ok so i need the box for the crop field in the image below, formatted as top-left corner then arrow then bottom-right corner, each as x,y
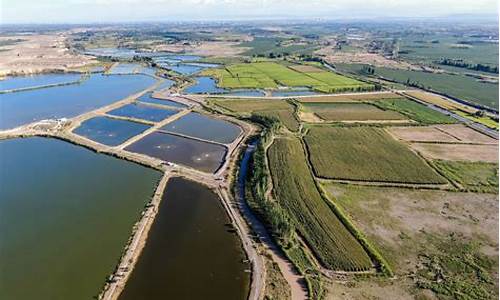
267,137 -> 372,270
410,143 -> 499,163
304,127 -> 447,183
372,98 -> 456,124
301,102 -> 407,121
297,93 -> 402,103
210,98 -> 300,131
373,67 -> 499,110
203,61 -> 373,92
434,160 -> 498,193
389,124 -> 497,144
403,91 -> 476,114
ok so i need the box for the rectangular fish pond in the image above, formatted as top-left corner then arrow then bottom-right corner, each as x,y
0,73 -> 82,92
0,74 -> 156,130
161,112 -> 241,144
125,131 -> 227,173
107,102 -> 178,123
118,177 -> 250,300
0,137 -> 162,300
73,116 -> 151,146
137,92 -> 187,109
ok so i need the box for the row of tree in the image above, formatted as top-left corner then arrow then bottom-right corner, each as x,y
437,58 -> 499,74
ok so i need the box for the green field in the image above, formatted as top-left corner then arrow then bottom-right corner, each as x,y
434,160 -> 499,193
372,98 -> 457,124
268,137 -> 372,270
203,61 -> 374,93
304,127 -> 447,183
237,37 -> 318,56
454,110 -> 499,130
302,102 -> 407,121
210,98 -> 300,131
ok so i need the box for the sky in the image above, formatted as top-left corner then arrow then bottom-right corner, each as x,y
1,0 -> 498,23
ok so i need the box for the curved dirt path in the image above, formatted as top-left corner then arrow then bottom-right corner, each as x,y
236,142 -> 308,300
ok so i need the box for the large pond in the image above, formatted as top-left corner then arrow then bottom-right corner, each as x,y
0,137 -> 162,300
184,76 -> 265,96
137,92 -> 186,108
0,73 -> 82,92
161,112 -> 241,144
125,131 -> 226,173
107,102 -> 178,122
109,63 -> 141,74
73,116 -> 151,146
155,79 -> 175,91
118,177 -> 250,300
0,74 -> 156,130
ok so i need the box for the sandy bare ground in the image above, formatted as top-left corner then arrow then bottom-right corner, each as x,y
0,33 -> 97,76
324,183 -> 498,299
389,124 -> 497,145
315,47 -> 417,69
410,143 -> 499,163
153,41 -> 248,56
435,124 -> 498,144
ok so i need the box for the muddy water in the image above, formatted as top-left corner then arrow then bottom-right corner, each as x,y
125,131 -> 226,173
0,137 -> 162,300
0,74 -> 156,130
119,177 -> 250,300
107,102 -> 178,122
161,112 -> 241,144
73,116 -> 151,146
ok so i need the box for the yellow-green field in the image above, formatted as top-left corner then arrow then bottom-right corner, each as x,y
301,102 -> 407,121
202,62 -> 374,93
304,126 -> 447,183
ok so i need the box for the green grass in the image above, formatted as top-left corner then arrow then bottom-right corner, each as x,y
202,61 -> 373,93
210,98 -> 300,131
434,160 -> 498,193
237,37 -> 318,56
372,98 -> 457,124
268,137 -> 372,271
304,127 -> 447,183
301,102 -> 407,121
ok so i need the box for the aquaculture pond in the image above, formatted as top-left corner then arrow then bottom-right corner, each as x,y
109,63 -> 141,74
271,90 -> 318,97
225,89 -> 266,97
0,74 -> 156,130
0,137 -> 162,300
125,131 -> 226,173
161,63 -> 205,75
137,92 -> 186,108
155,79 -> 175,91
0,73 -> 82,91
118,177 -> 250,300
161,112 -> 241,144
107,102 -> 178,122
73,116 -> 151,146
184,76 -> 226,94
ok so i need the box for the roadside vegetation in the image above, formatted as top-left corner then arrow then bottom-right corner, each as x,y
372,98 -> 457,124
304,126 -> 447,183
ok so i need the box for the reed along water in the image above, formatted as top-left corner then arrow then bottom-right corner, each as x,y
119,177 -> 250,300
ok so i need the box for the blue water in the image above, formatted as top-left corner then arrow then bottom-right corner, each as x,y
137,93 -> 187,108
161,112 -> 241,144
108,103 -> 177,122
185,77 -> 226,94
161,64 -> 205,75
74,116 -> 151,146
109,63 -> 141,74
140,67 -> 158,77
226,90 -> 266,97
0,74 -> 156,130
0,73 -> 82,91
155,79 -> 175,91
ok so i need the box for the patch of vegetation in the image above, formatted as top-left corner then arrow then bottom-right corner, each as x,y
268,137 -> 372,271
202,61 -> 374,93
434,160 -> 498,193
304,126 -> 447,183
263,258 -> 292,300
454,110 -> 499,130
210,98 -> 300,131
238,37 -> 318,57
301,102 -> 407,121
416,234 -> 497,300
373,98 -> 457,124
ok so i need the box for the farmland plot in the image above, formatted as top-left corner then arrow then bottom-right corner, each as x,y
372,98 -> 456,124
302,102 -> 407,121
304,127 -> 447,183
268,137 -> 372,270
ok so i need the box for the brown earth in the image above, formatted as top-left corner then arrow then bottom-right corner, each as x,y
410,143 -> 498,162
